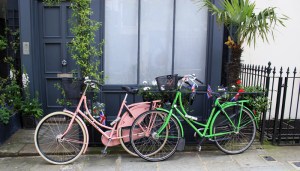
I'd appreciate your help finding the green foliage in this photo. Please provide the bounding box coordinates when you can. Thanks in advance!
[138,82,161,102]
[196,0,287,46]
[21,69,43,118]
[0,35,7,51]
[0,108,10,124]
[54,83,72,107]
[44,0,104,105]
[243,86,269,115]
[139,81,190,109]
[0,57,23,124]
[68,0,104,82]
[20,92,43,119]
[43,0,63,6]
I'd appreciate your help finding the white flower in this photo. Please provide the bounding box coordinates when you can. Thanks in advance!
[142,81,148,85]
[143,86,151,91]
[22,73,30,88]
[9,70,15,80]
[151,80,157,86]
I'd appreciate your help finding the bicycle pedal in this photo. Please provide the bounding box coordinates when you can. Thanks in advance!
[197,145,202,152]
[176,138,185,151]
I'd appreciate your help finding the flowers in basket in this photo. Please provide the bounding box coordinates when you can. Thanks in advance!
[138,80,161,102]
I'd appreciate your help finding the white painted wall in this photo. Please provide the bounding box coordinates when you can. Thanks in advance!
[243,0,300,120]
[243,0,300,72]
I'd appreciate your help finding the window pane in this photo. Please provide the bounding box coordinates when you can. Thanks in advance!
[174,0,208,81]
[139,0,173,83]
[105,0,138,84]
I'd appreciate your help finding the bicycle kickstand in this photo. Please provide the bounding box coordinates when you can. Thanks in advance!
[196,137,206,152]
[101,139,112,155]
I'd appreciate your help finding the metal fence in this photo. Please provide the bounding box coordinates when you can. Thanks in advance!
[241,62,300,145]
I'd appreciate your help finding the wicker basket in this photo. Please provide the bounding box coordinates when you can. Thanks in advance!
[155,74,178,92]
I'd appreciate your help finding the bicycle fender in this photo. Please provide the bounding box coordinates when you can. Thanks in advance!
[119,104,151,128]
[62,110,90,154]
[156,108,184,138]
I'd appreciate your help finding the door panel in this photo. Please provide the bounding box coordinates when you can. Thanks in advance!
[44,43,62,73]
[39,2,77,113]
[43,7,61,37]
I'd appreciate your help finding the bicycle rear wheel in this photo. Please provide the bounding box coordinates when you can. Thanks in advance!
[34,112,87,164]
[130,110,181,162]
[119,126,137,156]
[213,106,256,154]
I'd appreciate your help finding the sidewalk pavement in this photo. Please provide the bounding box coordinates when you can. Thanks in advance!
[1,129,300,171]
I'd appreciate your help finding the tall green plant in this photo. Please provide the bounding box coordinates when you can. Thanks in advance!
[44,0,104,82]
[195,0,287,87]
[69,0,103,81]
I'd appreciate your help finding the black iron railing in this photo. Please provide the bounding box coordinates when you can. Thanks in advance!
[241,62,300,145]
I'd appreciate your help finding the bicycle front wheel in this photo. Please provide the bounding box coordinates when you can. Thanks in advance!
[213,106,256,154]
[130,110,181,162]
[34,112,87,165]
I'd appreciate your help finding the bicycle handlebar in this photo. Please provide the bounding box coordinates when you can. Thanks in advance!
[83,77,101,87]
[180,74,204,88]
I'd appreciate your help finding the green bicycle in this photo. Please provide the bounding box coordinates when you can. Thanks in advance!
[130,74,258,162]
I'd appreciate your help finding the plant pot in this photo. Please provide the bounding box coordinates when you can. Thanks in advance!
[21,115,37,129]
[0,112,21,145]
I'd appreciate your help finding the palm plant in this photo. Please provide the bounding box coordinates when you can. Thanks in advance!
[195,0,287,87]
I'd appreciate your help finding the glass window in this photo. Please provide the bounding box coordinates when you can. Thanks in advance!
[104,0,208,84]
[139,0,173,83]
[174,0,208,81]
[104,0,139,84]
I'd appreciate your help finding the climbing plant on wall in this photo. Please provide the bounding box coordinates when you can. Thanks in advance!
[44,0,104,82]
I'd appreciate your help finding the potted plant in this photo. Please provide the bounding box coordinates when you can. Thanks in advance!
[139,81,161,102]
[243,86,269,117]
[196,0,287,87]
[138,79,191,109]
[20,72,43,128]
[0,60,22,144]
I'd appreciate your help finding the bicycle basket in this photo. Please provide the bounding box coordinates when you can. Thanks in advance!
[155,74,178,91]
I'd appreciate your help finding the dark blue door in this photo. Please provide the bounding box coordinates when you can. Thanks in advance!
[38,2,77,114]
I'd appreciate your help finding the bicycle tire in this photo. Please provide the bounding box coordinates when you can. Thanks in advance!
[213,106,256,154]
[34,112,87,164]
[119,126,137,156]
[130,110,181,162]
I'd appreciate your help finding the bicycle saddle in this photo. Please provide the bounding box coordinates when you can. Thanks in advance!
[122,86,139,94]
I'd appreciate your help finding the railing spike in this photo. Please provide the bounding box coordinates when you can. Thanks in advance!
[268,61,271,67]
[279,67,283,76]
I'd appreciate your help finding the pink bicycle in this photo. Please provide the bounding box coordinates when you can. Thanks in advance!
[34,78,160,164]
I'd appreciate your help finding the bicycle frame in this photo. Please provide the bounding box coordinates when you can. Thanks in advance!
[61,84,160,153]
[156,90,255,140]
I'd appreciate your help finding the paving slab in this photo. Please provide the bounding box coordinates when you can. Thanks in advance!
[0,143,25,157]
[18,144,39,156]
[157,152,207,171]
